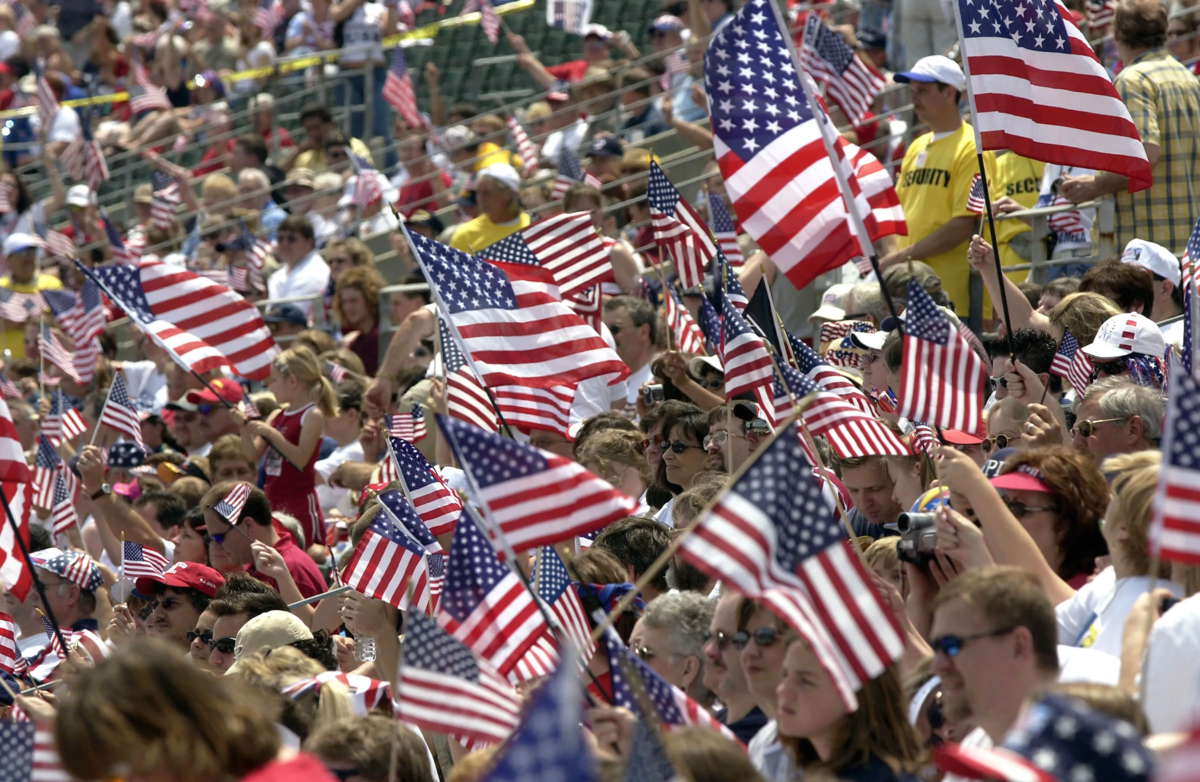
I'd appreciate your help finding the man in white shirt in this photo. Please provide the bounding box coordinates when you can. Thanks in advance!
[602,296,661,408]
[267,215,330,318]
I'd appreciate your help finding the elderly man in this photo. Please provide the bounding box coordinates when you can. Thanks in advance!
[238,168,287,241]
[630,592,716,709]
[448,164,530,253]
[25,548,107,666]
[703,591,769,743]
[1071,377,1163,462]
[267,215,329,318]
[705,402,770,472]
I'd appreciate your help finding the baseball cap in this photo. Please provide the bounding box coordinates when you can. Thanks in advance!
[894,55,966,91]
[2,233,43,256]
[285,167,316,189]
[477,163,521,193]
[134,183,153,204]
[407,209,444,234]
[30,548,102,592]
[982,446,1018,479]
[990,463,1053,494]
[589,135,624,158]
[1082,312,1166,360]
[809,283,855,322]
[65,184,94,208]
[233,610,313,662]
[184,377,243,408]
[1120,238,1181,287]
[856,28,887,50]
[849,330,890,352]
[441,125,476,153]
[263,303,308,327]
[689,355,723,377]
[135,561,226,599]
[940,428,983,446]
[647,14,684,32]
[582,23,612,40]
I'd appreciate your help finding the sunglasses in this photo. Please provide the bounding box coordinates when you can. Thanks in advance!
[732,626,779,651]
[701,629,736,651]
[981,433,1020,452]
[1070,417,1128,438]
[667,440,704,454]
[634,645,660,661]
[197,403,215,416]
[149,597,182,612]
[1093,360,1127,377]
[1004,500,1056,519]
[207,636,237,655]
[929,627,1015,657]
[607,324,624,336]
[697,378,722,390]
[989,376,1007,391]
[187,629,213,646]
[641,434,664,451]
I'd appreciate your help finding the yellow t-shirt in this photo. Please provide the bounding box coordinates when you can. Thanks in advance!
[293,137,374,173]
[0,273,63,359]
[991,152,1045,284]
[449,213,533,254]
[896,123,996,315]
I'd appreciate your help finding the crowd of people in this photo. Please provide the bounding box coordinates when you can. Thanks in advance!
[0,0,1200,780]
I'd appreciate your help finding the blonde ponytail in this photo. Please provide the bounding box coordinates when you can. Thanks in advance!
[273,348,338,418]
[316,375,336,418]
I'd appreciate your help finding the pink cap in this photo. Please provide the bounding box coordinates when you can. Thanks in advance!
[990,463,1053,494]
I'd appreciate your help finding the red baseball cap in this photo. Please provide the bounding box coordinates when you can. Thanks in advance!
[135,561,226,598]
[990,463,1053,494]
[184,377,243,408]
[940,428,984,446]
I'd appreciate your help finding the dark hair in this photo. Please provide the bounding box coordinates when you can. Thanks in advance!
[213,571,278,599]
[234,133,269,165]
[991,328,1063,395]
[1080,260,1154,318]
[149,582,212,613]
[133,491,188,530]
[289,629,338,670]
[28,524,52,552]
[277,214,315,243]
[322,131,350,152]
[335,379,365,414]
[592,516,672,595]
[203,482,273,527]
[1115,0,1168,49]
[883,330,903,373]
[305,716,435,782]
[97,329,117,359]
[402,270,431,304]
[658,409,711,494]
[603,296,660,345]
[208,590,290,620]
[299,104,332,124]
[638,399,700,435]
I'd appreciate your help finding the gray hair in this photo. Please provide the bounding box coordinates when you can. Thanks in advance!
[642,591,716,662]
[1077,376,1164,444]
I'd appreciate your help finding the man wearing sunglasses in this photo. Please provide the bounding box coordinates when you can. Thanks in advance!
[602,296,661,410]
[204,590,290,672]
[134,561,226,650]
[1070,377,1163,462]
[929,567,1059,757]
[703,592,768,744]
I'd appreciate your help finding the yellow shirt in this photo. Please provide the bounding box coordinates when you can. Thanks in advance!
[449,213,532,254]
[991,152,1045,284]
[896,123,996,315]
[474,142,523,173]
[293,137,374,173]
[0,273,63,359]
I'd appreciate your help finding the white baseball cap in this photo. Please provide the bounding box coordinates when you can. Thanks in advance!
[65,184,94,208]
[809,283,854,322]
[1120,239,1181,287]
[1082,312,1166,360]
[582,23,612,40]
[478,163,521,193]
[849,330,889,351]
[2,233,43,255]
[894,55,966,92]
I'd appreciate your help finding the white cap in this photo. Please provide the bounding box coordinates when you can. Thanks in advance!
[894,55,966,92]
[689,355,723,376]
[478,163,521,193]
[582,23,612,40]
[65,184,94,208]
[808,283,854,322]
[3,233,43,255]
[849,330,889,351]
[1121,239,1181,287]
[1082,312,1166,360]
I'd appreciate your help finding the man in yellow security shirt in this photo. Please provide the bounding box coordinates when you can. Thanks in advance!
[989,152,1046,285]
[449,164,531,254]
[881,56,996,316]
[0,233,62,360]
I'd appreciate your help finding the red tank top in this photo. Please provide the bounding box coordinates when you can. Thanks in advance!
[263,403,324,547]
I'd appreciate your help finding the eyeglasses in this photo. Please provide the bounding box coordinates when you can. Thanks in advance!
[187,630,213,646]
[929,627,1015,657]
[1070,417,1128,438]
[704,430,744,448]
[197,404,215,416]
[667,440,704,454]
[981,433,1020,452]
[634,645,658,661]
[731,626,779,651]
[207,636,237,655]
[149,597,182,612]
[1004,500,1057,519]
[641,434,663,451]
[607,324,624,336]
[697,378,723,390]
[701,629,736,651]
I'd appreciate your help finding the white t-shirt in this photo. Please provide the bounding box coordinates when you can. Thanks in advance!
[539,119,588,166]
[624,362,654,407]
[339,2,386,66]
[30,105,82,145]
[1056,568,1183,657]
[746,720,794,782]
[267,250,331,316]
[1160,317,1184,353]
[1142,592,1200,733]
[120,361,169,412]
[315,440,365,515]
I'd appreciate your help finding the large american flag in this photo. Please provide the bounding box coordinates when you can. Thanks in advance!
[677,424,904,709]
[506,115,538,174]
[395,609,522,748]
[647,162,716,291]
[799,15,886,124]
[720,295,774,399]
[376,489,439,611]
[492,212,609,299]
[551,148,601,200]
[708,193,745,268]
[0,397,32,602]
[81,260,278,380]
[49,474,76,536]
[956,0,1151,191]
[37,326,80,384]
[387,438,462,537]
[896,279,988,435]
[439,316,499,432]
[382,45,421,129]
[665,285,706,354]
[493,384,575,437]
[706,1,900,294]
[150,171,180,229]
[438,514,550,679]
[1151,367,1200,564]
[547,0,591,33]
[0,722,69,782]
[1050,329,1093,391]
[439,415,638,553]
[411,232,627,390]
[99,212,136,264]
[97,373,146,451]
[341,507,430,611]
[121,540,169,579]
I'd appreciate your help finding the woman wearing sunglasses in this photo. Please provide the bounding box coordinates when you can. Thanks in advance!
[983,397,1029,455]
[735,600,796,781]
[655,408,713,526]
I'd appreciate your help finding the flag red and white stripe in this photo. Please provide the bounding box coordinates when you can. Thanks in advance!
[507,115,538,173]
[647,162,716,291]
[1150,368,1200,564]
[0,610,18,675]
[0,396,32,600]
[799,15,887,124]
[665,286,706,354]
[493,384,575,436]
[515,212,609,299]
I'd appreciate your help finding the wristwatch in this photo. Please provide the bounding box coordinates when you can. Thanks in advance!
[90,484,112,501]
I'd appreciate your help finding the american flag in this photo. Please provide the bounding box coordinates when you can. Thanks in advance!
[708,193,745,268]
[0,611,17,675]
[957,0,1151,191]
[376,489,439,611]
[896,279,988,435]
[566,285,602,334]
[790,331,875,414]
[489,212,610,300]
[74,333,98,384]
[479,0,500,45]
[697,294,723,354]
[40,613,69,660]
[1151,367,1200,564]
[282,672,392,716]
[678,425,904,709]
[506,115,538,174]
[350,152,384,206]
[43,230,75,260]
[647,162,716,291]
[382,45,421,130]
[37,326,81,384]
[42,392,86,444]
[551,148,601,201]
[150,171,180,229]
[1086,0,1114,27]
[241,388,262,420]
[439,316,499,432]
[1050,329,1091,391]
[386,404,427,443]
[772,360,907,457]
[395,609,521,748]
[533,546,593,658]
[547,0,592,33]
[438,513,550,678]
[0,290,45,323]
[661,49,688,91]
[387,439,461,537]
[254,0,282,32]
[49,474,76,536]
[0,374,20,401]
[31,62,57,130]
[493,384,575,437]
[1184,220,1200,380]
[12,3,34,39]
[665,286,706,354]
[239,220,270,272]
[99,212,135,263]
[718,247,748,312]
[0,182,11,214]
[720,295,774,399]
[397,0,415,26]
[410,232,627,390]
[41,279,105,347]
[0,721,69,782]
[325,360,347,382]
[121,540,169,578]
[81,259,278,380]
[0,397,32,602]
[439,415,639,553]
[213,482,252,524]
[799,15,887,124]
[909,423,939,455]
[341,507,430,610]
[818,319,875,347]
[96,373,146,451]
[60,120,109,194]
[966,173,987,215]
[706,2,901,294]
[130,82,173,114]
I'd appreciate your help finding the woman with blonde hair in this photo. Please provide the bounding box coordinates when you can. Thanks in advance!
[575,429,653,513]
[984,396,1031,454]
[333,265,386,375]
